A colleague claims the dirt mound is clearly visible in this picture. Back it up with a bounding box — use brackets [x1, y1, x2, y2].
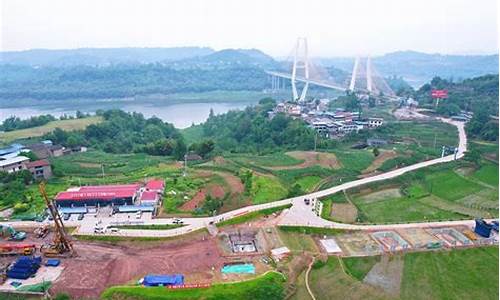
[180, 185, 226, 211]
[363, 150, 398, 174]
[270, 151, 341, 170]
[213, 156, 226, 165]
[51, 237, 225, 299]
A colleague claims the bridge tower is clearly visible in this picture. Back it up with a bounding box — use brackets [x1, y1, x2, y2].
[349, 57, 360, 91]
[291, 37, 309, 102]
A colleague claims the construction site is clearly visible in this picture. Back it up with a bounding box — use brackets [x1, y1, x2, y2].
[0, 180, 497, 299]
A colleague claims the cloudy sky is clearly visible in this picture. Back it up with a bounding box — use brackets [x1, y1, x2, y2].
[1, 0, 498, 56]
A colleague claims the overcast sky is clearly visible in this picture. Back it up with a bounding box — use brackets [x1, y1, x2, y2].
[1, 0, 498, 57]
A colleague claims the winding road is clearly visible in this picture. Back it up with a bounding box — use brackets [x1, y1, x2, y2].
[73, 117, 470, 237]
[2, 117, 473, 238]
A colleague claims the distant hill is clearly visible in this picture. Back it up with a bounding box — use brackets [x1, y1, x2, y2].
[0, 47, 215, 66]
[0, 48, 281, 100]
[318, 51, 499, 88]
[168, 49, 279, 69]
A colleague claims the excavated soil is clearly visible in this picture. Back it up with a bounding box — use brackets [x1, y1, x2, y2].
[269, 151, 341, 170]
[51, 236, 226, 299]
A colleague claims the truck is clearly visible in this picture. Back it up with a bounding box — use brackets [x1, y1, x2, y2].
[0, 243, 36, 256]
[0, 225, 27, 241]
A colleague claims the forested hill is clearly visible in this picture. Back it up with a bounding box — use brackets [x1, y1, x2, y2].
[199, 98, 318, 153]
[0, 48, 279, 100]
[415, 74, 499, 141]
[0, 47, 215, 66]
[0, 64, 268, 100]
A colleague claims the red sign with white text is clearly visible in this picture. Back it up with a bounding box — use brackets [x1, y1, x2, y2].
[431, 89, 448, 98]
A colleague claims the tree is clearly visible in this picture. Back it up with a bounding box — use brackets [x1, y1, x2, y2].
[24, 151, 39, 161]
[372, 147, 380, 157]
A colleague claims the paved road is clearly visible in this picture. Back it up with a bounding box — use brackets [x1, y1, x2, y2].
[2, 118, 473, 238]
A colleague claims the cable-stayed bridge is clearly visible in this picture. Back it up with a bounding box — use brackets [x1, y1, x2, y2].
[267, 38, 395, 101]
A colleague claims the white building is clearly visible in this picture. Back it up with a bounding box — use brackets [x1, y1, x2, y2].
[0, 156, 30, 173]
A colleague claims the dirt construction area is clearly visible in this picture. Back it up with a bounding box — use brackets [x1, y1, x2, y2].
[269, 151, 341, 170]
[330, 203, 358, 223]
[51, 235, 227, 299]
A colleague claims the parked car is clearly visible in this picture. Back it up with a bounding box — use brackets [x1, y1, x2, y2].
[173, 218, 184, 224]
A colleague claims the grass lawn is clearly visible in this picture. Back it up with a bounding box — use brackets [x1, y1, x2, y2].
[472, 162, 499, 187]
[251, 176, 288, 204]
[427, 170, 483, 201]
[295, 176, 322, 192]
[101, 271, 285, 300]
[0, 116, 102, 144]
[401, 247, 499, 300]
[342, 255, 380, 281]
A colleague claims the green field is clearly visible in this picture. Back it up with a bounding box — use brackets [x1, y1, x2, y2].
[353, 194, 466, 223]
[472, 163, 499, 186]
[401, 247, 499, 300]
[342, 255, 380, 281]
[102, 271, 285, 300]
[295, 176, 322, 192]
[0, 116, 102, 144]
[332, 149, 374, 172]
[426, 170, 483, 201]
[251, 176, 288, 204]
[307, 247, 499, 300]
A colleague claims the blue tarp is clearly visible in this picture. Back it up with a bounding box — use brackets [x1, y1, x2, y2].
[46, 259, 60, 267]
[118, 205, 155, 213]
[143, 274, 184, 286]
[475, 219, 492, 238]
[7, 256, 41, 279]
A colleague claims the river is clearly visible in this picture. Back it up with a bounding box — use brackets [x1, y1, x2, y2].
[0, 101, 257, 129]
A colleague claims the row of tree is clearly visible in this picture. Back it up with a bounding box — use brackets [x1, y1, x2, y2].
[42, 109, 217, 160]
[0, 111, 91, 132]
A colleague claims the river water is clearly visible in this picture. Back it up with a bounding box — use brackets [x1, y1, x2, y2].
[0, 101, 256, 129]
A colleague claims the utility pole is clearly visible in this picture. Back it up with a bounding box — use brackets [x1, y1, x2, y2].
[433, 132, 437, 149]
[314, 131, 318, 152]
[183, 153, 187, 177]
[101, 164, 105, 178]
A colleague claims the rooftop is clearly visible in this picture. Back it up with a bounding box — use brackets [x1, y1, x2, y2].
[55, 183, 141, 201]
[145, 179, 165, 191]
[26, 159, 50, 168]
[0, 156, 30, 167]
[140, 191, 158, 201]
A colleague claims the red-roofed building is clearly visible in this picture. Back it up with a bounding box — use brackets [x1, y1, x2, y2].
[55, 184, 140, 207]
[140, 191, 159, 206]
[26, 159, 52, 180]
[145, 179, 165, 194]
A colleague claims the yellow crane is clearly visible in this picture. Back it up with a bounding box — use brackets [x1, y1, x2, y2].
[38, 182, 75, 258]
